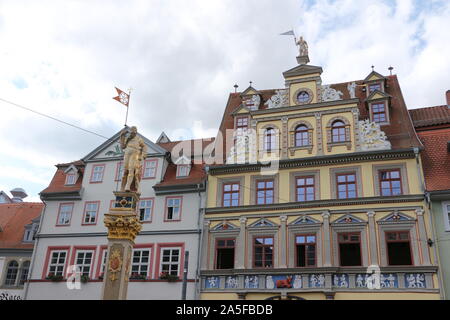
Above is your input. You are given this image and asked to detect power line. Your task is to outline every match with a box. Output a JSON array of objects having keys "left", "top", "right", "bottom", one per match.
[{"left": 0, "top": 97, "right": 110, "bottom": 140}]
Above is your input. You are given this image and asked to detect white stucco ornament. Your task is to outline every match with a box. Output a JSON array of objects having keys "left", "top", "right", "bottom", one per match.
[
  {"left": 226, "top": 129, "right": 257, "bottom": 164},
  {"left": 248, "top": 95, "right": 261, "bottom": 110},
  {"left": 321, "top": 85, "right": 343, "bottom": 102},
  {"left": 347, "top": 82, "right": 357, "bottom": 99},
  {"left": 264, "top": 89, "right": 288, "bottom": 109},
  {"left": 358, "top": 119, "right": 391, "bottom": 151}
]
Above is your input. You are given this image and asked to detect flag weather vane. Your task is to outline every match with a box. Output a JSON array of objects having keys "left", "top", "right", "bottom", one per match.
[{"left": 113, "top": 87, "right": 132, "bottom": 127}]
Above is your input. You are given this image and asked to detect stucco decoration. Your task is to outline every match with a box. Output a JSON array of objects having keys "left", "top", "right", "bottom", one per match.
[
  {"left": 321, "top": 85, "right": 343, "bottom": 102},
  {"left": 226, "top": 129, "right": 257, "bottom": 164},
  {"left": 264, "top": 89, "right": 288, "bottom": 109},
  {"left": 358, "top": 119, "right": 391, "bottom": 151},
  {"left": 247, "top": 95, "right": 261, "bottom": 110},
  {"left": 347, "top": 82, "right": 357, "bottom": 99}
]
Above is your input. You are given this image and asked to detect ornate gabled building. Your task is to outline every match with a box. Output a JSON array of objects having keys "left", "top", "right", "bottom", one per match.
[
  {"left": 25, "top": 128, "right": 213, "bottom": 300},
  {"left": 409, "top": 92, "right": 450, "bottom": 299},
  {"left": 200, "top": 42, "right": 441, "bottom": 300}
]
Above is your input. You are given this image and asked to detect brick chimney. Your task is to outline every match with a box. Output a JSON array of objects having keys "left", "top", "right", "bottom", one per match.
[{"left": 446, "top": 90, "right": 450, "bottom": 106}]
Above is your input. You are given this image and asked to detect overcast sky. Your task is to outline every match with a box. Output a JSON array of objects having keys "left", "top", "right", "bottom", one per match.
[{"left": 0, "top": 0, "right": 449, "bottom": 202}]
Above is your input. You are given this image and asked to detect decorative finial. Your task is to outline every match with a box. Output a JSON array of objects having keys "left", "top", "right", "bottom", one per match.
[
  {"left": 233, "top": 84, "right": 238, "bottom": 93},
  {"left": 249, "top": 81, "right": 253, "bottom": 87},
  {"left": 388, "top": 66, "right": 394, "bottom": 75},
  {"left": 371, "top": 65, "right": 375, "bottom": 71}
]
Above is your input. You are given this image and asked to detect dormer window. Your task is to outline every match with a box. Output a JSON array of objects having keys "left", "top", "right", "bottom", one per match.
[
  {"left": 368, "top": 83, "right": 382, "bottom": 93},
  {"left": 176, "top": 165, "right": 190, "bottom": 178},
  {"left": 235, "top": 117, "right": 249, "bottom": 130},
  {"left": 65, "top": 173, "right": 76, "bottom": 185},
  {"left": 371, "top": 102, "right": 387, "bottom": 123}
]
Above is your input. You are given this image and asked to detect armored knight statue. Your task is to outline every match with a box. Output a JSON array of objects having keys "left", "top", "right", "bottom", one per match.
[
  {"left": 296, "top": 36, "right": 308, "bottom": 56},
  {"left": 119, "top": 126, "right": 147, "bottom": 192}
]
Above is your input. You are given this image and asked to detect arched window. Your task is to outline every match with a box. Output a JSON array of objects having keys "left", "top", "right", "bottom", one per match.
[
  {"left": 295, "top": 125, "right": 309, "bottom": 147},
  {"left": 264, "top": 128, "right": 276, "bottom": 151},
  {"left": 4, "top": 260, "right": 19, "bottom": 286},
  {"left": 19, "top": 261, "right": 30, "bottom": 285},
  {"left": 331, "top": 120, "right": 346, "bottom": 143}
]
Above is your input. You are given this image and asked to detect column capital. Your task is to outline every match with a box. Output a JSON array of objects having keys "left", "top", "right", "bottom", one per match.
[
  {"left": 367, "top": 211, "right": 376, "bottom": 218},
  {"left": 280, "top": 215, "right": 288, "bottom": 223},
  {"left": 321, "top": 210, "right": 330, "bottom": 219},
  {"left": 203, "top": 220, "right": 211, "bottom": 227},
  {"left": 239, "top": 217, "right": 248, "bottom": 224},
  {"left": 415, "top": 209, "right": 425, "bottom": 216},
  {"left": 281, "top": 116, "right": 289, "bottom": 123}
]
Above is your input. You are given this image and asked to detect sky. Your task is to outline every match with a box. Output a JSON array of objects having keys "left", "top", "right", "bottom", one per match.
[{"left": 0, "top": 0, "right": 449, "bottom": 202}]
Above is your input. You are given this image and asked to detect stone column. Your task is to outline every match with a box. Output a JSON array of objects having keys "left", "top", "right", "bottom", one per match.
[
  {"left": 416, "top": 209, "right": 431, "bottom": 266},
  {"left": 315, "top": 113, "right": 324, "bottom": 156},
  {"left": 201, "top": 221, "right": 211, "bottom": 270},
  {"left": 102, "top": 191, "right": 142, "bottom": 300},
  {"left": 367, "top": 211, "right": 379, "bottom": 266},
  {"left": 279, "top": 215, "right": 288, "bottom": 268},
  {"left": 235, "top": 217, "right": 247, "bottom": 269},
  {"left": 281, "top": 116, "right": 289, "bottom": 160},
  {"left": 322, "top": 211, "right": 332, "bottom": 267}
]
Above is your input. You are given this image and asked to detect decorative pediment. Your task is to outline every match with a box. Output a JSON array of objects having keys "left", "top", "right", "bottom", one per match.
[
  {"left": 212, "top": 221, "right": 239, "bottom": 231},
  {"left": 381, "top": 211, "right": 413, "bottom": 222},
  {"left": 333, "top": 214, "right": 364, "bottom": 224},
  {"left": 249, "top": 218, "right": 277, "bottom": 228},
  {"left": 366, "top": 90, "right": 391, "bottom": 102},
  {"left": 241, "top": 86, "right": 258, "bottom": 96},
  {"left": 174, "top": 155, "right": 191, "bottom": 165},
  {"left": 82, "top": 127, "right": 167, "bottom": 162},
  {"left": 363, "top": 71, "right": 386, "bottom": 83},
  {"left": 64, "top": 164, "right": 78, "bottom": 174},
  {"left": 231, "top": 104, "right": 250, "bottom": 116},
  {"left": 291, "top": 215, "right": 320, "bottom": 225},
  {"left": 282, "top": 64, "right": 323, "bottom": 79},
  {"left": 156, "top": 132, "right": 171, "bottom": 143}
]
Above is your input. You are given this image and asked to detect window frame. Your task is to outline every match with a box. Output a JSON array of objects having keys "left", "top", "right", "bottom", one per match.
[
  {"left": 385, "top": 231, "right": 414, "bottom": 266},
  {"left": 294, "top": 125, "right": 310, "bottom": 147},
  {"left": 442, "top": 201, "right": 450, "bottom": 232},
  {"left": 336, "top": 172, "right": 358, "bottom": 199},
  {"left": 379, "top": 168, "right": 403, "bottom": 196},
  {"left": 70, "top": 247, "right": 96, "bottom": 278},
  {"left": 115, "top": 161, "right": 124, "bottom": 181},
  {"left": 156, "top": 243, "right": 184, "bottom": 278},
  {"left": 294, "top": 234, "right": 317, "bottom": 267},
  {"left": 253, "top": 236, "right": 275, "bottom": 269},
  {"left": 19, "top": 261, "right": 30, "bottom": 286},
  {"left": 255, "top": 179, "right": 275, "bottom": 205},
  {"left": 331, "top": 120, "right": 347, "bottom": 143},
  {"left": 368, "top": 82, "right": 382, "bottom": 93},
  {"left": 56, "top": 202, "right": 74, "bottom": 226},
  {"left": 82, "top": 201, "right": 100, "bottom": 226},
  {"left": 4, "top": 260, "right": 19, "bottom": 287},
  {"left": 295, "top": 175, "right": 316, "bottom": 202},
  {"left": 164, "top": 196, "right": 183, "bottom": 222},
  {"left": 131, "top": 245, "right": 153, "bottom": 279},
  {"left": 65, "top": 173, "right": 76, "bottom": 186},
  {"left": 176, "top": 164, "right": 190, "bottom": 178},
  {"left": 222, "top": 182, "right": 240, "bottom": 207},
  {"left": 142, "top": 159, "right": 158, "bottom": 179},
  {"left": 89, "top": 164, "right": 105, "bottom": 183},
  {"left": 264, "top": 127, "right": 276, "bottom": 152},
  {"left": 235, "top": 116, "right": 249, "bottom": 130},
  {"left": 337, "top": 232, "right": 363, "bottom": 267},
  {"left": 370, "top": 102, "right": 388, "bottom": 124},
  {"left": 138, "top": 197, "right": 154, "bottom": 223},
  {"left": 96, "top": 245, "right": 108, "bottom": 279},
  {"left": 42, "top": 247, "right": 70, "bottom": 279},
  {"left": 214, "top": 238, "right": 236, "bottom": 270}
]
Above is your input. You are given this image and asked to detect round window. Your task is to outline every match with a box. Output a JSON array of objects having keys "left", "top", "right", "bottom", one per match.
[{"left": 297, "top": 91, "right": 310, "bottom": 103}]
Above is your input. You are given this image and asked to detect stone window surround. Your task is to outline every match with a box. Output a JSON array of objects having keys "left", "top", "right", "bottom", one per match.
[
  {"left": 326, "top": 116, "right": 352, "bottom": 152},
  {"left": 287, "top": 224, "right": 323, "bottom": 268},
  {"left": 368, "top": 100, "right": 390, "bottom": 126},
  {"left": 442, "top": 201, "right": 450, "bottom": 232},
  {"left": 216, "top": 176, "right": 245, "bottom": 207},
  {"left": 0, "top": 258, "right": 31, "bottom": 288},
  {"left": 331, "top": 222, "right": 369, "bottom": 267},
  {"left": 329, "top": 166, "right": 363, "bottom": 200},
  {"left": 246, "top": 229, "right": 279, "bottom": 269},
  {"left": 234, "top": 115, "right": 250, "bottom": 130},
  {"left": 288, "top": 119, "right": 314, "bottom": 155},
  {"left": 289, "top": 170, "right": 321, "bottom": 202},
  {"left": 207, "top": 229, "right": 239, "bottom": 270},
  {"left": 292, "top": 87, "right": 314, "bottom": 105},
  {"left": 377, "top": 219, "right": 421, "bottom": 267},
  {"left": 372, "top": 163, "right": 410, "bottom": 196},
  {"left": 250, "top": 173, "right": 279, "bottom": 205},
  {"left": 258, "top": 123, "right": 281, "bottom": 154}
]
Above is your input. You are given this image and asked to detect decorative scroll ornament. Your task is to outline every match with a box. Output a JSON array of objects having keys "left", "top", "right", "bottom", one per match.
[
  {"left": 226, "top": 129, "right": 257, "bottom": 164},
  {"left": 264, "top": 89, "right": 288, "bottom": 109},
  {"left": 358, "top": 119, "right": 391, "bottom": 151},
  {"left": 244, "top": 95, "right": 261, "bottom": 111},
  {"left": 108, "top": 249, "right": 122, "bottom": 281},
  {"left": 347, "top": 82, "right": 357, "bottom": 99},
  {"left": 321, "top": 85, "right": 343, "bottom": 102}
]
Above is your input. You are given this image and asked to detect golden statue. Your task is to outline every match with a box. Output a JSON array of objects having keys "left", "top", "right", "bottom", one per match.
[{"left": 120, "top": 126, "right": 147, "bottom": 192}]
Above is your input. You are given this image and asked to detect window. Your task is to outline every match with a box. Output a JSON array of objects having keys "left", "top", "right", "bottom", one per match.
[
  {"left": 23, "top": 228, "right": 33, "bottom": 242},
  {"left": 48, "top": 251, "right": 67, "bottom": 276},
  {"left": 143, "top": 159, "right": 157, "bottom": 179},
  {"left": 254, "top": 237, "right": 274, "bottom": 268},
  {"left": 83, "top": 202, "right": 99, "bottom": 225},
  {"left": 160, "top": 248, "right": 180, "bottom": 276},
  {"left": 338, "top": 233, "right": 361, "bottom": 266},
  {"left": 177, "top": 165, "right": 189, "bottom": 177},
  {"left": 331, "top": 120, "right": 347, "bottom": 143},
  {"left": 99, "top": 249, "right": 108, "bottom": 276},
  {"left": 379, "top": 169, "right": 402, "bottom": 196},
  {"left": 236, "top": 117, "right": 248, "bottom": 130},
  {"left": 372, "top": 103, "right": 387, "bottom": 123},
  {"left": 19, "top": 261, "right": 30, "bottom": 285},
  {"left": 90, "top": 164, "right": 105, "bottom": 183},
  {"left": 131, "top": 249, "right": 151, "bottom": 277},
  {"left": 295, "top": 125, "right": 310, "bottom": 147},
  {"left": 296, "top": 176, "right": 315, "bottom": 202},
  {"left": 223, "top": 183, "right": 240, "bottom": 207},
  {"left": 386, "top": 231, "right": 413, "bottom": 266},
  {"left": 296, "top": 235, "right": 316, "bottom": 267},
  {"left": 368, "top": 83, "right": 381, "bottom": 93},
  {"left": 215, "top": 239, "right": 235, "bottom": 269},
  {"left": 4, "top": 261, "right": 19, "bottom": 286},
  {"left": 139, "top": 199, "right": 153, "bottom": 222},
  {"left": 336, "top": 173, "right": 357, "bottom": 199},
  {"left": 264, "top": 128, "right": 276, "bottom": 152},
  {"left": 65, "top": 173, "right": 76, "bottom": 185},
  {"left": 444, "top": 203, "right": 450, "bottom": 232},
  {"left": 115, "top": 162, "right": 124, "bottom": 181},
  {"left": 297, "top": 91, "right": 310, "bottom": 103},
  {"left": 75, "top": 251, "right": 94, "bottom": 276},
  {"left": 166, "top": 197, "right": 182, "bottom": 221},
  {"left": 256, "top": 180, "right": 274, "bottom": 205},
  {"left": 57, "top": 203, "right": 73, "bottom": 225}
]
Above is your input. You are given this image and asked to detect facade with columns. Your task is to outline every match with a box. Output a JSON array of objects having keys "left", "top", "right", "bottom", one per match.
[{"left": 199, "top": 48, "right": 441, "bottom": 299}]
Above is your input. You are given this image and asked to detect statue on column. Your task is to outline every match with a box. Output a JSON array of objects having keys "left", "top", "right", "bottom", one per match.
[
  {"left": 296, "top": 36, "right": 308, "bottom": 56},
  {"left": 120, "top": 126, "right": 147, "bottom": 192}
]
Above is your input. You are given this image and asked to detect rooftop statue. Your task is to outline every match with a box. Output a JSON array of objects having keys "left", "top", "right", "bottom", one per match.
[{"left": 296, "top": 36, "right": 309, "bottom": 56}]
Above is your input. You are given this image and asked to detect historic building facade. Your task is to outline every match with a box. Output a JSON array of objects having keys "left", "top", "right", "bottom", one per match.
[
  {"left": 409, "top": 92, "right": 450, "bottom": 299},
  {"left": 199, "top": 47, "right": 441, "bottom": 300},
  {"left": 25, "top": 129, "right": 212, "bottom": 300},
  {"left": 0, "top": 195, "right": 42, "bottom": 300}
]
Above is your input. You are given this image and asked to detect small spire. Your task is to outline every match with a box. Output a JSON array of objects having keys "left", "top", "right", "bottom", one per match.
[
  {"left": 233, "top": 84, "right": 239, "bottom": 93},
  {"left": 371, "top": 65, "right": 375, "bottom": 71},
  {"left": 388, "top": 66, "right": 394, "bottom": 75},
  {"left": 249, "top": 81, "right": 253, "bottom": 87}
]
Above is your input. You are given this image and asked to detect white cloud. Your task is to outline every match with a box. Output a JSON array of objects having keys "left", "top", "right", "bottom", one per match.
[{"left": 0, "top": 0, "right": 449, "bottom": 198}]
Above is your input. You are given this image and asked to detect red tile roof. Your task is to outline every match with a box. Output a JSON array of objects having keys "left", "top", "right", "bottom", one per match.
[
  {"left": 409, "top": 105, "right": 450, "bottom": 128},
  {"left": 0, "top": 202, "right": 43, "bottom": 249},
  {"left": 40, "top": 161, "right": 84, "bottom": 195},
  {"left": 153, "top": 163, "right": 206, "bottom": 188}
]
